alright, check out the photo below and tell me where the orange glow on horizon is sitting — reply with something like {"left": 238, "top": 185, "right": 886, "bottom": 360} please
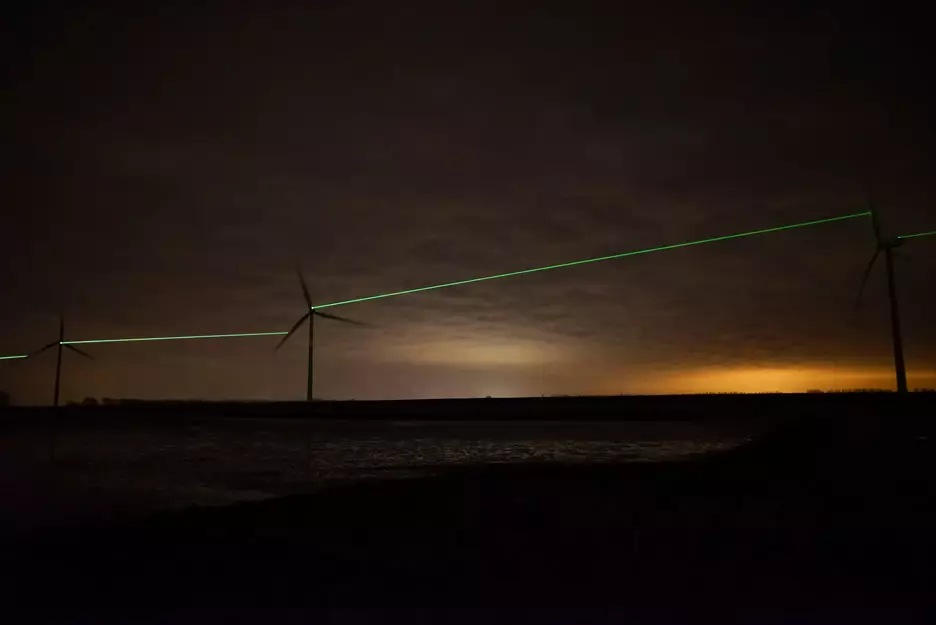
{"left": 622, "top": 366, "right": 936, "bottom": 394}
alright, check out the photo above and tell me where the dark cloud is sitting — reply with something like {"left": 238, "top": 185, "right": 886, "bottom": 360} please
{"left": 2, "top": 2, "right": 935, "bottom": 402}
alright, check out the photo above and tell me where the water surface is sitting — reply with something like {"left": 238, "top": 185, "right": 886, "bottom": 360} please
{"left": 1, "top": 418, "right": 753, "bottom": 531}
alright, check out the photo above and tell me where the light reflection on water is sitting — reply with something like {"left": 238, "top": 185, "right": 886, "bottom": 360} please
{"left": 3, "top": 419, "right": 753, "bottom": 520}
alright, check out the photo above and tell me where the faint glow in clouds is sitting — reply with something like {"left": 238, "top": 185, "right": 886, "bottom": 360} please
{"left": 393, "top": 338, "right": 566, "bottom": 367}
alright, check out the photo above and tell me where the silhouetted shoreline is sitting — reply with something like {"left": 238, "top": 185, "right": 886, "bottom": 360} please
{"left": 3, "top": 391, "right": 934, "bottom": 424}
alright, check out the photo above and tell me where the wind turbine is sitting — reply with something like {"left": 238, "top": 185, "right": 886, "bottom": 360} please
{"left": 275, "top": 265, "right": 366, "bottom": 401}
{"left": 855, "top": 204, "right": 911, "bottom": 393}
{"left": 31, "top": 315, "right": 94, "bottom": 406}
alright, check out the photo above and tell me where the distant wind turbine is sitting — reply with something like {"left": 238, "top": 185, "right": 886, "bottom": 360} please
{"left": 854, "top": 204, "right": 935, "bottom": 393}
{"left": 30, "top": 316, "right": 94, "bottom": 406}
{"left": 275, "top": 265, "right": 367, "bottom": 401}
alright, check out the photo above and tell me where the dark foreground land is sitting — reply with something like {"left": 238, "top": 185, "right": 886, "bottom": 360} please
{"left": 5, "top": 390, "right": 932, "bottom": 422}
{"left": 3, "top": 395, "right": 936, "bottom": 624}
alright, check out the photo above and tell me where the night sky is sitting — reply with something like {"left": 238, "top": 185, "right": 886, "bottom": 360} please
{"left": 3, "top": 2, "right": 935, "bottom": 404}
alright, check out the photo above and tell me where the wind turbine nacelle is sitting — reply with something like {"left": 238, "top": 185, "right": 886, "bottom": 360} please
{"left": 885, "top": 236, "right": 904, "bottom": 249}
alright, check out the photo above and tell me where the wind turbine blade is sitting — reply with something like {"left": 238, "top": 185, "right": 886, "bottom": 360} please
{"left": 30, "top": 342, "right": 59, "bottom": 357}
{"left": 855, "top": 249, "right": 881, "bottom": 308}
{"left": 314, "top": 311, "right": 367, "bottom": 326}
{"left": 275, "top": 313, "right": 311, "bottom": 351}
{"left": 869, "top": 207, "right": 883, "bottom": 243}
{"left": 295, "top": 264, "right": 313, "bottom": 309}
{"left": 65, "top": 344, "right": 94, "bottom": 360}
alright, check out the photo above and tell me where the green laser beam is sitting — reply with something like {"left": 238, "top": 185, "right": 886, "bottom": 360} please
{"left": 4, "top": 211, "right": 868, "bottom": 351}
{"left": 898, "top": 230, "right": 936, "bottom": 240}
{"left": 311, "top": 211, "right": 871, "bottom": 310}
{"left": 63, "top": 331, "right": 288, "bottom": 346}
{"left": 0, "top": 354, "right": 29, "bottom": 360}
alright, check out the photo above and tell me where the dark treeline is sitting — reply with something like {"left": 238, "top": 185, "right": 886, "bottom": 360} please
{"left": 2, "top": 392, "right": 934, "bottom": 424}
